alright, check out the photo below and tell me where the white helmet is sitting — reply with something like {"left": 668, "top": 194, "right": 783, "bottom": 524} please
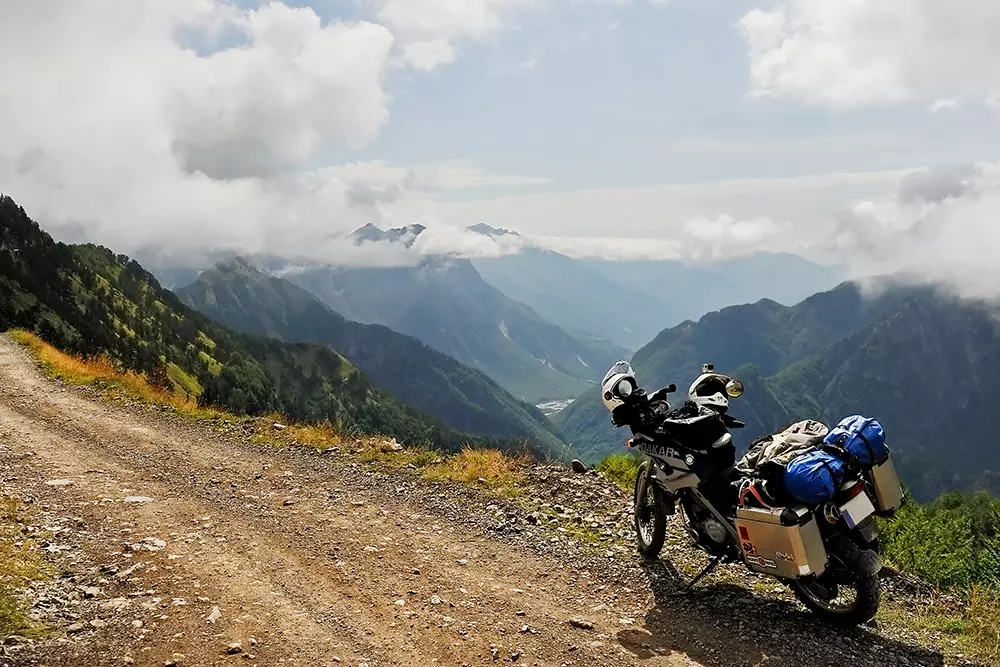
{"left": 601, "top": 360, "right": 637, "bottom": 413}
{"left": 688, "top": 363, "right": 744, "bottom": 413}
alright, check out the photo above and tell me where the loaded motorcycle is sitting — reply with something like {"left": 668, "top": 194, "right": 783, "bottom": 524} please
{"left": 601, "top": 361, "right": 905, "bottom": 626}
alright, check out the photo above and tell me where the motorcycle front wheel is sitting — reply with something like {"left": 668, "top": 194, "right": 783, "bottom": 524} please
{"left": 633, "top": 460, "right": 667, "bottom": 557}
{"left": 790, "top": 536, "right": 882, "bottom": 626}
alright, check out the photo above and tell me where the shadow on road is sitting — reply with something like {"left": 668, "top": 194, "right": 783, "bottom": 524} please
{"left": 617, "top": 557, "right": 946, "bottom": 667}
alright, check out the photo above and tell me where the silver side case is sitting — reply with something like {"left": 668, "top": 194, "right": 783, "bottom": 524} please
{"left": 867, "top": 454, "right": 904, "bottom": 515}
{"left": 735, "top": 506, "right": 828, "bottom": 579}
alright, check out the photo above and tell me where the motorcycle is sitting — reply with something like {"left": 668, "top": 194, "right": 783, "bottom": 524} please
{"left": 601, "top": 360, "right": 903, "bottom": 626}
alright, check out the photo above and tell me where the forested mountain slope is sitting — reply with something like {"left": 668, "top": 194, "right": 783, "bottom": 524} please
{"left": 555, "top": 280, "right": 1000, "bottom": 500}
{"left": 0, "top": 195, "right": 554, "bottom": 456}
{"left": 176, "top": 258, "right": 567, "bottom": 452}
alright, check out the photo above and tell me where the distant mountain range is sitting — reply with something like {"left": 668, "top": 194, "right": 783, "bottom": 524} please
{"left": 175, "top": 258, "right": 568, "bottom": 453}
{"left": 279, "top": 224, "right": 626, "bottom": 404}
{"left": 554, "top": 279, "right": 1000, "bottom": 501}
{"left": 470, "top": 224, "right": 845, "bottom": 350}
{"left": 0, "top": 196, "right": 557, "bottom": 457}
{"left": 8, "top": 192, "right": 999, "bottom": 501}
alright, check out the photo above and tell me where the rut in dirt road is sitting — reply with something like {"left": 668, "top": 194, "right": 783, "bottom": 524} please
{"left": 0, "top": 335, "right": 957, "bottom": 667}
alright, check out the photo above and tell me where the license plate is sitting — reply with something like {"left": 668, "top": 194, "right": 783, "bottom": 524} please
{"left": 840, "top": 491, "right": 876, "bottom": 529}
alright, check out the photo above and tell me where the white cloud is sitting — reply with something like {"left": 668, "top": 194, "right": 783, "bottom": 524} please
{"left": 528, "top": 236, "right": 684, "bottom": 261}
{"left": 397, "top": 169, "right": 907, "bottom": 248}
{"left": 0, "top": 0, "right": 401, "bottom": 255}
{"left": 269, "top": 223, "right": 528, "bottom": 270}
{"left": 368, "top": 0, "right": 541, "bottom": 69}
{"left": 328, "top": 159, "right": 550, "bottom": 192}
{"left": 739, "top": 0, "right": 1000, "bottom": 110}
{"left": 929, "top": 98, "right": 962, "bottom": 114}
{"left": 825, "top": 160, "right": 1000, "bottom": 299}
{"left": 174, "top": 3, "right": 395, "bottom": 177}
{"left": 0, "top": 0, "right": 551, "bottom": 266}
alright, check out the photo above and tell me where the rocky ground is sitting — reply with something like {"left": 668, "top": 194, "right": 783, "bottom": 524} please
{"left": 0, "top": 334, "right": 986, "bottom": 667}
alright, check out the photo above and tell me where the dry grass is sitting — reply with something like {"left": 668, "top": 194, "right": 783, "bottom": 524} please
{"left": 0, "top": 497, "right": 46, "bottom": 637}
{"left": 9, "top": 330, "right": 216, "bottom": 418}
{"left": 424, "top": 447, "right": 530, "bottom": 494}
{"left": 878, "top": 586, "right": 1000, "bottom": 664}
{"left": 965, "top": 585, "right": 1000, "bottom": 662}
{"left": 250, "top": 412, "right": 344, "bottom": 451}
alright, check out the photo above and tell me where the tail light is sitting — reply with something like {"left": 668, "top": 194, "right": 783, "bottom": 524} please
{"left": 837, "top": 480, "right": 866, "bottom": 502}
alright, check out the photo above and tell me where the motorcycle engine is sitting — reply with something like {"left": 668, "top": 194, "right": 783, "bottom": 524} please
{"left": 684, "top": 516, "right": 728, "bottom": 550}
{"left": 700, "top": 517, "right": 728, "bottom": 544}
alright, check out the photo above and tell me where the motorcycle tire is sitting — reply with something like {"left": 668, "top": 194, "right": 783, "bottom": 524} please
{"left": 790, "top": 536, "right": 882, "bottom": 627}
{"left": 633, "top": 460, "right": 667, "bottom": 557}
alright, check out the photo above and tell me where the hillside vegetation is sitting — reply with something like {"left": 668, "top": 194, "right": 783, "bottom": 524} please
{"left": 0, "top": 196, "right": 550, "bottom": 456}
{"left": 175, "top": 258, "right": 567, "bottom": 453}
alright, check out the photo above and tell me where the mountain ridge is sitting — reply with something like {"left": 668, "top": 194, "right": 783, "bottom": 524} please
{"left": 284, "top": 245, "right": 626, "bottom": 404}
{"left": 175, "top": 257, "right": 569, "bottom": 452}
{"left": 554, "top": 278, "right": 1000, "bottom": 500}
{"left": 0, "top": 195, "right": 547, "bottom": 456}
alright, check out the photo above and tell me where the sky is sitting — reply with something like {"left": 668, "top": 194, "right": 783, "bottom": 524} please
{"left": 2, "top": 0, "right": 1000, "bottom": 295}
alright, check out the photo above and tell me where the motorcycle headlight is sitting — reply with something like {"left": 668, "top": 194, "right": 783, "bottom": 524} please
{"left": 725, "top": 378, "right": 744, "bottom": 398}
{"left": 616, "top": 379, "right": 633, "bottom": 398}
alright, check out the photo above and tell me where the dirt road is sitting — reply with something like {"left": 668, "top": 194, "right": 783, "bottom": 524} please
{"left": 0, "top": 335, "right": 960, "bottom": 667}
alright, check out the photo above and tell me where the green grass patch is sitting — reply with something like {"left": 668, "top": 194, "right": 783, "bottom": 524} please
{"left": 0, "top": 497, "right": 46, "bottom": 637}
{"left": 197, "top": 351, "right": 223, "bottom": 376}
{"left": 423, "top": 447, "right": 529, "bottom": 496}
{"left": 196, "top": 331, "right": 217, "bottom": 351}
{"left": 166, "top": 362, "right": 202, "bottom": 397}
{"left": 594, "top": 452, "right": 641, "bottom": 490}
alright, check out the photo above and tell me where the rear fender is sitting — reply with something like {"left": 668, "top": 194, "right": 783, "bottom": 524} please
{"left": 852, "top": 517, "right": 880, "bottom": 548}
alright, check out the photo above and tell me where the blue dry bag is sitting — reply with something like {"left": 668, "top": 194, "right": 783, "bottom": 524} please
{"left": 823, "top": 415, "right": 889, "bottom": 467}
{"left": 784, "top": 450, "right": 846, "bottom": 503}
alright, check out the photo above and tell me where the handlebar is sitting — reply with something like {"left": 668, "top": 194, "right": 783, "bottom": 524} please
{"left": 646, "top": 384, "right": 677, "bottom": 403}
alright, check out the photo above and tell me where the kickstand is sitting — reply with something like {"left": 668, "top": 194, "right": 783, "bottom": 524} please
{"left": 680, "top": 555, "right": 723, "bottom": 594}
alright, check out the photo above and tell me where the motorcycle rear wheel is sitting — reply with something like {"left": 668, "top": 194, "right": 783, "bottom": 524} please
{"left": 634, "top": 460, "right": 667, "bottom": 557}
{"left": 790, "top": 537, "right": 881, "bottom": 626}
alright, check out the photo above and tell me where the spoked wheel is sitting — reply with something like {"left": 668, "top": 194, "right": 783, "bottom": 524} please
{"left": 633, "top": 460, "right": 666, "bottom": 557}
{"left": 791, "top": 537, "right": 882, "bottom": 626}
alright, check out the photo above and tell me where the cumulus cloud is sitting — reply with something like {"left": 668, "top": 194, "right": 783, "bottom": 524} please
{"left": 367, "top": 0, "right": 542, "bottom": 70}
{"left": 267, "top": 223, "right": 528, "bottom": 271}
{"left": 0, "top": 0, "right": 550, "bottom": 265}
{"left": 739, "top": 0, "right": 1000, "bottom": 110}
{"left": 827, "top": 160, "right": 1000, "bottom": 299}
{"left": 0, "top": 0, "right": 396, "bottom": 254}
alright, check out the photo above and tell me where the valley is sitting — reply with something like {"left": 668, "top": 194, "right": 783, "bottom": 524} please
{"left": 173, "top": 257, "right": 567, "bottom": 454}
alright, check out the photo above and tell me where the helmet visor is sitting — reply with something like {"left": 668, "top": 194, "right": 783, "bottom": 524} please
{"left": 603, "top": 360, "right": 634, "bottom": 386}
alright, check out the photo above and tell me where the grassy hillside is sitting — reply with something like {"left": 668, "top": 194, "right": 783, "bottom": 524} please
{"left": 175, "top": 258, "right": 568, "bottom": 453}
{"left": 0, "top": 195, "right": 552, "bottom": 457}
